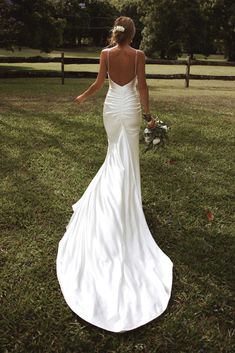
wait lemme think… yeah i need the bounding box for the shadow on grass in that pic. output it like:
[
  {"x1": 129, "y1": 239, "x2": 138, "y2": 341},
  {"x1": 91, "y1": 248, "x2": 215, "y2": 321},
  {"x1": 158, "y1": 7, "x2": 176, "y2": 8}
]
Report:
[
  {"x1": 148, "y1": 80, "x2": 235, "y2": 92},
  {"x1": 2, "y1": 96, "x2": 233, "y2": 285},
  {"x1": 140, "y1": 124, "x2": 234, "y2": 293},
  {"x1": 0, "y1": 65, "x2": 36, "y2": 71}
]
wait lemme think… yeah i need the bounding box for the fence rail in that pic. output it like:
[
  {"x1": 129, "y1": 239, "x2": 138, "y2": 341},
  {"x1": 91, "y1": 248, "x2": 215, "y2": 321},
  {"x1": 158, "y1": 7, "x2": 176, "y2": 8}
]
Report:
[
  {"x1": 0, "y1": 54, "x2": 235, "y2": 87},
  {"x1": 1, "y1": 56, "x2": 235, "y2": 66}
]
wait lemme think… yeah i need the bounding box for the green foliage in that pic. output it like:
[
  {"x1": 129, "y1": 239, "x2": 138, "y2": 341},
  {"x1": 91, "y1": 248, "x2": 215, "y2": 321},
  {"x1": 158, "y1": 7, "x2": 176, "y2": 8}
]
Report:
[
  {"x1": 1, "y1": 0, "x2": 234, "y2": 58},
  {"x1": 211, "y1": 0, "x2": 235, "y2": 61},
  {"x1": 0, "y1": 0, "x2": 23, "y2": 50},
  {"x1": 60, "y1": 0, "x2": 119, "y2": 47},
  {"x1": 1, "y1": 0, "x2": 66, "y2": 52},
  {"x1": 179, "y1": 0, "x2": 213, "y2": 59},
  {"x1": 61, "y1": 0, "x2": 91, "y2": 46},
  {"x1": 138, "y1": 0, "x2": 215, "y2": 59},
  {"x1": 138, "y1": 0, "x2": 183, "y2": 58},
  {"x1": 86, "y1": 1, "x2": 118, "y2": 47}
]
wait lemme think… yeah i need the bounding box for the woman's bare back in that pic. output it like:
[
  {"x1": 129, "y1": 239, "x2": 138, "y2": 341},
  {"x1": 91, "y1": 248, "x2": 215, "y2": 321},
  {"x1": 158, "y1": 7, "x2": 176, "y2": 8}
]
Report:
[
  {"x1": 74, "y1": 44, "x2": 149, "y2": 114},
  {"x1": 104, "y1": 46, "x2": 138, "y2": 86}
]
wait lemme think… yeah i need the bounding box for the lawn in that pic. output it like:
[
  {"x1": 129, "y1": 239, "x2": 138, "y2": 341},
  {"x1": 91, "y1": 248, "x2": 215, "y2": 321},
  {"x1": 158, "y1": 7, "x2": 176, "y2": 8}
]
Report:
[{"x1": 1, "y1": 75, "x2": 235, "y2": 353}]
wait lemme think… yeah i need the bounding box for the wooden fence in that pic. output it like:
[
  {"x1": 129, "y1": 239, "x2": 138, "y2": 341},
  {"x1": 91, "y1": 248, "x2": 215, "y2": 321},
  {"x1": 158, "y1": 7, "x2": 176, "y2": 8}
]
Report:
[{"x1": 0, "y1": 53, "x2": 235, "y2": 87}]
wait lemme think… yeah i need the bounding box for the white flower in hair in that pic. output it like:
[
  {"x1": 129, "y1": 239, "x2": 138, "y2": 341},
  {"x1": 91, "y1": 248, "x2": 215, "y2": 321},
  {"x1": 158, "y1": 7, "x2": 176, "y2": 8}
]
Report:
[{"x1": 113, "y1": 25, "x2": 125, "y2": 32}]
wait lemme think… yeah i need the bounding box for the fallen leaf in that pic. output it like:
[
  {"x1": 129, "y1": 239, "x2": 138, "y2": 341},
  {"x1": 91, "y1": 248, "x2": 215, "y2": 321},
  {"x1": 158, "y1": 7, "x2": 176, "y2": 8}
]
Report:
[
  {"x1": 165, "y1": 159, "x2": 176, "y2": 165},
  {"x1": 206, "y1": 210, "x2": 214, "y2": 221}
]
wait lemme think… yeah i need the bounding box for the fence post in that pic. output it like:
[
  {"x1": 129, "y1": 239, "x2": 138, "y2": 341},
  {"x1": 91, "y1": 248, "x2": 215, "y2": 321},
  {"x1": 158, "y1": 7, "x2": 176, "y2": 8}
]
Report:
[
  {"x1": 61, "y1": 52, "x2": 65, "y2": 85},
  {"x1": 185, "y1": 55, "x2": 191, "y2": 88}
]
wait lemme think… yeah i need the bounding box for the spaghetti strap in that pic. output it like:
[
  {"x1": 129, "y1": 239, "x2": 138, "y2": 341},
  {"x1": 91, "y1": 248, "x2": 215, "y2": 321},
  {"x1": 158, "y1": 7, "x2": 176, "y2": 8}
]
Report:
[
  {"x1": 107, "y1": 49, "x2": 110, "y2": 73},
  {"x1": 135, "y1": 49, "x2": 138, "y2": 75}
]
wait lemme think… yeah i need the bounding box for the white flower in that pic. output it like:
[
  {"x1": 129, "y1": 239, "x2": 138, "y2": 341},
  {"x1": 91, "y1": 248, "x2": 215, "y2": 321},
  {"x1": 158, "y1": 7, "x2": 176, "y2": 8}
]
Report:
[
  {"x1": 113, "y1": 25, "x2": 125, "y2": 32},
  {"x1": 153, "y1": 137, "x2": 161, "y2": 145},
  {"x1": 145, "y1": 136, "x2": 152, "y2": 144},
  {"x1": 161, "y1": 125, "x2": 168, "y2": 131},
  {"x1": 144, "y1": 127, "x2": 151, "y2": 134}
]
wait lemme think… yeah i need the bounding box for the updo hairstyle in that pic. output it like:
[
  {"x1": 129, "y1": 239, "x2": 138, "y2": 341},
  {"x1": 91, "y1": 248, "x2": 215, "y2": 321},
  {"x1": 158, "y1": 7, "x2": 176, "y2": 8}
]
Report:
[{"x1": 108, "y1": 16, "x2": 136, "y2": 46}]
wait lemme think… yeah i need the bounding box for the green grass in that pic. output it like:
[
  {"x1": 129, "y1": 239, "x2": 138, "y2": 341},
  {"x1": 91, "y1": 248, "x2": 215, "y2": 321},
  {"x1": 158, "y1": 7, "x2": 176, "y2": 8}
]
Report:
[{"x1": 1, "y1": 76, "x2": 235, "y2": 353}]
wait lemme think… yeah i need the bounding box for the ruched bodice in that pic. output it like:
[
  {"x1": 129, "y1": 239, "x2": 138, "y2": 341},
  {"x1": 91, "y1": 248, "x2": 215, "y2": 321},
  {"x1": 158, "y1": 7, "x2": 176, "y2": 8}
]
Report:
[
  {"x1": 103, "y1": 73, "x2": 142, "y2": 200},
  {"x1": 56, "y1": 48, "x2": 173, "y2": 333}
]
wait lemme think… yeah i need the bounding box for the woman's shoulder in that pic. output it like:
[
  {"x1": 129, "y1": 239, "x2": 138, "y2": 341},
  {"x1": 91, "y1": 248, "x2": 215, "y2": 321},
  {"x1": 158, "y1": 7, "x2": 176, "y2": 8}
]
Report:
[
  {"x1": 131, "y1": 48, "x2": 145, "y2": 56},
  {"x1": 136, "y1": 49, "x2": 145, "y2": 62},
  {"x1": 100, "y1": 47, "x2": 113, "y2": 59},
  {"x1": 101, "y1": 45, "x2": 113, "y2": 52},
  {"x1": 136, "y1": 49, "x2": 145, "y2": 56},
  {"x1": 100, "y1": 47, "x2": 112, "y2": 59}
]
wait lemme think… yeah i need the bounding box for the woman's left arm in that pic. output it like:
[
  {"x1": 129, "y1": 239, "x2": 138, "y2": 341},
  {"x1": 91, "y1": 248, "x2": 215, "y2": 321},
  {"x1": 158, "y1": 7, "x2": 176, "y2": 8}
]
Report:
[{"x1": 74, "y1": 50, "x2": 107, "y2": 104}]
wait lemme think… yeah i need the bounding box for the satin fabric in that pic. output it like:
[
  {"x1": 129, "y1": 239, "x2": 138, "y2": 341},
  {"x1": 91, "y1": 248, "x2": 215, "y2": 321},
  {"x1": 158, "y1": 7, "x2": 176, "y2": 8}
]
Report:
[{"x1": 56, "y1": 74, "x2": 173, "y2": 332}]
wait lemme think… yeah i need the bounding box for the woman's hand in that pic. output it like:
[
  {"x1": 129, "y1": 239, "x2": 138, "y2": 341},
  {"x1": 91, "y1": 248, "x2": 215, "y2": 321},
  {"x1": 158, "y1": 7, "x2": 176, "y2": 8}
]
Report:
[
  {"x1": 143, "y1": 113, "x2": 157, "y2": 128},
  {"x1": 147, "y1": 117, "x2": 157, "y2": 129},
  {"x1": 74, "y1": 94, "x2": 86, "y2": 104}
]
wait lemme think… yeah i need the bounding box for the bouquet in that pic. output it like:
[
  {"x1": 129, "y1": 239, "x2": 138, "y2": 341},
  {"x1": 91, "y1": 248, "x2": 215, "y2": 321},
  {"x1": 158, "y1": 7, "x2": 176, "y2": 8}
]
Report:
[{"x1": 142, "y1": 113, "x2": 170, "y2": 152}]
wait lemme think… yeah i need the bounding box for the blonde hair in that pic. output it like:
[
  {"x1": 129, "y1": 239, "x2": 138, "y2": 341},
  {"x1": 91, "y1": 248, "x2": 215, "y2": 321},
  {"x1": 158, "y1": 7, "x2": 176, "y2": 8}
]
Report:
[{"x1": 108, "y1": 16, "x2": 136, "y2": 46}]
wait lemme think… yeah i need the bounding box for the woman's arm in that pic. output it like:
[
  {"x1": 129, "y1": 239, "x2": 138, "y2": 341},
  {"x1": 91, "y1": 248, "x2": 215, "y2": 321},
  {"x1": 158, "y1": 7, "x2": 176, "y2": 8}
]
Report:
[
  {"x1": 136, "y1": 50, "x2": 150, "y2": 114},
  {"x1": 74, "y1": 50, "x2": 107, "y2": 104}
]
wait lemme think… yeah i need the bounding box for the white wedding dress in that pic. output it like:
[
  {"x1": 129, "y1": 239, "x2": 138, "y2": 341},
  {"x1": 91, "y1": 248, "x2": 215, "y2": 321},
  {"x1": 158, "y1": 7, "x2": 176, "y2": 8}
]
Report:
[{"x1": 56, "y1": 48, "x2": 173, "y2": 332}]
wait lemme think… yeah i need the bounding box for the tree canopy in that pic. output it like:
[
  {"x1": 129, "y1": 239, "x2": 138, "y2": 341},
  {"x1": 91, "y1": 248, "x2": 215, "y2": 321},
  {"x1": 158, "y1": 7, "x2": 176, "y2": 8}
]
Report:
[
  {"x1": 0, "y1": 0, "x2": 234, "y2": 60},
  {"x1": 137, "y1": 0, "x2": 235, "y2": 60}
]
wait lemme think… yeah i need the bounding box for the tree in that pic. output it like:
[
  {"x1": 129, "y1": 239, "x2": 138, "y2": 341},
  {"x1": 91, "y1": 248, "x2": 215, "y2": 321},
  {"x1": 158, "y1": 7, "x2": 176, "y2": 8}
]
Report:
[
  {"x1": 137, "y1": 0, "x2": 217, "y2": 59},
  {"x1": 61, "y1": 0, "x2": 90, "y2": 46},
  {"x1": 212, "y1": 0, "x2": 235, "y2": 61},
  {"x1": 137, "y1": 0, "x2": 182, "y2": 59},
  {"x1": 179, "y1": 0, "x2": 214, "y2": 59},
  {"x1": 86, "y1": 0, "x2": 118, "y2": 47},
  {"x1": 1, "y1": 0, "x2": 65, "y2": 52},
  {"x1": 0, "y1": 0, "x2": 23, "y2": 49},
  {"x1": 60, "y1": 1, "x2": 118, "y2": 47}
]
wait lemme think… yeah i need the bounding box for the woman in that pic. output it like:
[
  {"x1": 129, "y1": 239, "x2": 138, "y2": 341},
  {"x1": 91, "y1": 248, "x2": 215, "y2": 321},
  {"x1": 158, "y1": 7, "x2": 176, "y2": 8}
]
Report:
[{"x1": 56, "y1": 16, "x2": 173, "y2": 333}]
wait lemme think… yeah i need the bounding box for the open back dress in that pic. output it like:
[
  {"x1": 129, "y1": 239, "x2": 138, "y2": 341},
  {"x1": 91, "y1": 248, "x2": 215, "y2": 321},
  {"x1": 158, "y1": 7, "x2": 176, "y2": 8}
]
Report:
[{"x1": 56, "y1": 47, "x2": 173, "y2": 333}]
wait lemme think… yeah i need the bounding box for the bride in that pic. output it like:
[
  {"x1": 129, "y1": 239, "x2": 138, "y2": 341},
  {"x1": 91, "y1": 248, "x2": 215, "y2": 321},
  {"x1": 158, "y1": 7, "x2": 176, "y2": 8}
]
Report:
[{"x1": 56, "y1": 16, "x2": 173, "y2": 333}]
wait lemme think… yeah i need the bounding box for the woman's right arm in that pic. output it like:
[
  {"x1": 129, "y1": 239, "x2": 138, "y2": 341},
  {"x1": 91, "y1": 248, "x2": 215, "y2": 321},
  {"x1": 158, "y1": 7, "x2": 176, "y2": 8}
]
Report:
[
  {"x1": 74, "y1": 50, "x2": 107, "y2": 104},
  {"x1": 136, "y1": 50, "x2": 150, "y2": 114}
]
